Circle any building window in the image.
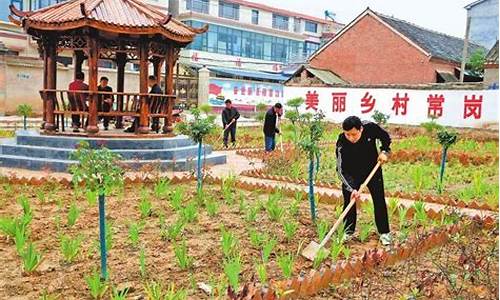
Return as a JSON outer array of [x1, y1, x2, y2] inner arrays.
[[272, 14, 289, 31], [293, 18, 301, 33], [251, 10, 259, 25], [183, 20, 303, 63], [305, 21, 317, 33], [304, 41, 320, 57], [219, 1, 239, 20], [186, 0, 209, 14]]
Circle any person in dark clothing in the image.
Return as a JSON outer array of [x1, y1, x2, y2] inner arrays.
[[263, 103, 283, 152], [97, 76, 113, 130], [221, 99, 240, 148], [68, 72, 89, 132], [125, 75, 163, 133], [335, 116, 392, 246], [149, 77, 163, 132]]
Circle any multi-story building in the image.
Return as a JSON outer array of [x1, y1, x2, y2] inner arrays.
[[168, 0, 342, 111]]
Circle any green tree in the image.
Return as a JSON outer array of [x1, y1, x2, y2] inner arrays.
[[70, 142, 124, 279], [16, 104, 33, 130], [255, 102, 268, 122], [467, 49, 486, 77], [286, 97, 325, 221], [176, 107, 216, 192]]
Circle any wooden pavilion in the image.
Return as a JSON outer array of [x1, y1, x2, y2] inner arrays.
[[9, 0, 207, 135]]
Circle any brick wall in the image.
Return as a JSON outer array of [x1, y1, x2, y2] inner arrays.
[[309, 14, 457, 84]]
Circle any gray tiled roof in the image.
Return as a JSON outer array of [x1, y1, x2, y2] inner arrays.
[[486, 40, 499, 64], [377, 13, 485, 63]]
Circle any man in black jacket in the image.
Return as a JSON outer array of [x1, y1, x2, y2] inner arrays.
[[97, 76, 113, 130], [125, 75, 163, 133], [336, 116, 392, 246], [263, 103, 283, 152], [221, 99, 240, 148]]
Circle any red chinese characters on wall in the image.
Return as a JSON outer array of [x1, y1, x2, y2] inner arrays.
[[427, 94, 445, 118], [305, 90, 320, 110], [360, 92, 376, 113], [332, 92, 346, 112], [463, 95, 483, 119], [392, 92, 409, 115]]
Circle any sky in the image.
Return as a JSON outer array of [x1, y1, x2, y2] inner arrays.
[[251, 0, 474, 38]]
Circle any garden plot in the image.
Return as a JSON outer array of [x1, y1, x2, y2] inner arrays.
[[241, 138, 499, 208], [0, 177, 470, 299]]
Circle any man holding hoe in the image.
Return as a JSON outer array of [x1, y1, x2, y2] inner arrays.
[[336, 116, 392, 246]]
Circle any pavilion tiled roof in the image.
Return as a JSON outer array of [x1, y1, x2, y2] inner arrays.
[[9, 0, 207, 43]]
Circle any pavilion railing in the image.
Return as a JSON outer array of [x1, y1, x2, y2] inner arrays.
[[39, 89, 176, 133]]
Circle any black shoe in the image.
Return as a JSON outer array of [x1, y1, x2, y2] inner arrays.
[[124, 127, 134, 133], [104, 127, 109, 131], [73, 128, 80, 133]]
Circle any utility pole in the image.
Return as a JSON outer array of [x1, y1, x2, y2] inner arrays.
[[460, 16, 471, 82]]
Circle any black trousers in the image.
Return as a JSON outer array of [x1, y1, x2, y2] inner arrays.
[[341, 170, 390, 235], [98, 101, 112, 129], [223, 125, 236, 146]]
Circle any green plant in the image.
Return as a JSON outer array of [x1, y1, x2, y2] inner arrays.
[[248, 228, 266, 248], [14, 223, 28, 255], [238, 193, 247, 213], [398, 205, 409, 230], [467, 48, 486, 76], [36, 189, 47, 205], [221, 226, 238, 258], [176, 108, 216, 191], [372, 110, 390, 125], [153, 178, 170, 200], [289, 192, 303, 216], [85, 269, 108, 299], [16, 103, 33, 130], [169, 187, 184, 211], [359, 223, 373, 243], [316, 219, 330, 241], [86, 189, 98, 206], [139, 190, 153, 218], [60, 234, 83, 263], [205, 196, 219, 217], [421, 118, 443, 133], [413, 201, 428, 226], [70, 142, 124, 280], [0, 216, 17, 238], [261, 237, 277, 263], [180, 202, 198, 223], [139, 246, 147, 278], [330, 240, 345, 262], [67, 201, 80, 227], [18, 195, 32, 221], [437, 130, 458, 193], [40, 290, 59, 300], [173, 239, 193, 270], [246, 205, 259, 222], [277, 252, 294, 279], [164, 283, 188, 300], [265, 192, 284, 222], [313, 248, 329, 269], [20, 242, 43, 272], [255, 263, 267, 283], [224, 255, 242, 292], [111, 285, 129, 300], [282, 219, 298, 243], [128, 222, 142, 248], [160, 220, 185, 241], [144, 281, 164, 300]]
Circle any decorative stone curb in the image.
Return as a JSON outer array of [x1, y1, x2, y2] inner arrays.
[[230, 217, 496, 300]]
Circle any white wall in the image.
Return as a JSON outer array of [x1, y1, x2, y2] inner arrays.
[[284, 86, 499, 128]]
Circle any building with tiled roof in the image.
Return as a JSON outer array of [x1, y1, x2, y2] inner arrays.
[[308, 8, 485, 84]]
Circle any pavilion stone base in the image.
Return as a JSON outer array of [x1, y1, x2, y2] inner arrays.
[[0, 130, 226, 173]]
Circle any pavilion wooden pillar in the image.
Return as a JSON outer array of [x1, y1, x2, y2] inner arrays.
[[85, 34, 99, 134], [163, 45, 177, 133], [115, 52, 127, 129], [40, 42, 48, 129], [73, 50, 85, 79], [137, 37, 150, 134], [44, 36, 57, 132]]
